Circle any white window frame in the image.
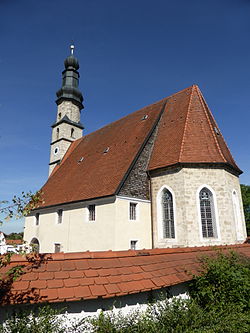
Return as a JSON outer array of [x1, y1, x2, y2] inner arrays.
[[157, 185, 177, 242], [196, 184, 220, 241], [232, 189, 245, 241], [129, 202, 138, 221]]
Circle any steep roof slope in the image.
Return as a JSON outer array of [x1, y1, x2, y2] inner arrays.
[[1, 244, 249, 305], [39, 85, 241, 208], [148, 85, 241, 172], [40, 100, 165, 207]]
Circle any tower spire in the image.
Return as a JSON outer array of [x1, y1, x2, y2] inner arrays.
[[49, 46, 84, 176], [56, 44, 84, 110]]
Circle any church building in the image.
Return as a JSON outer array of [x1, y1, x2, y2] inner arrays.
[[23, 47, 247, 253]]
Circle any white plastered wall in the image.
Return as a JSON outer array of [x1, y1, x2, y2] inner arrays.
[[23, 196, 152, 253], [150, 167, 247, 248]]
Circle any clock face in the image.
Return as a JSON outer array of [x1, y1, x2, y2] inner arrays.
[[54, 147, 59, 155]]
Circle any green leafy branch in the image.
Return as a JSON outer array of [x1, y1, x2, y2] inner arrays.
[[0, 191, 42, 225]]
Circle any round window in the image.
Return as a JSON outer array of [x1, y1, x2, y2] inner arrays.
[[54, 147, 59, 155]]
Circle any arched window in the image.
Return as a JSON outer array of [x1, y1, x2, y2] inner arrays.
[[56, 128, 59, 140], [58, 112, 61, 120], [30, 238, 40, 253], [199, 187, 217, 238], [232, 190, 244, 240], [71, 128, 75, 138], [161, 189, 175, 238]]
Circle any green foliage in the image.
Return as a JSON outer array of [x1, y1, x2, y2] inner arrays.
[[86, 251, 250, 333], [241, 184, 250, 235], [0, 191, 42, 225], [85, 299, 250, 333], [0, 306, 65, 333], [5, 232, 24, 240], [189, 251, 250, 311], [1, 251, 250, 332]]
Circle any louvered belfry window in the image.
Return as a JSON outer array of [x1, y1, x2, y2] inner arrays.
[[162, 189, 175, 238], [199, 187, 217, 238]]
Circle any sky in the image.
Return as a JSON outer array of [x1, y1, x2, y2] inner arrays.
[[0, 0, 250, 234]]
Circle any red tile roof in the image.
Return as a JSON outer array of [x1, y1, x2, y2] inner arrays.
[[40, 100, 165, 207], [6, 239, 23, 245], [39, 85, 241, 208], [148, 85, 241, 172], [0, 244, 249, 306]]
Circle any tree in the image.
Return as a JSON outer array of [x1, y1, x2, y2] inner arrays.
[[0, 192, 42, 309], [241, 184, 250, 236], [5, 232, 24, 240], [0, 191, 41, 225]]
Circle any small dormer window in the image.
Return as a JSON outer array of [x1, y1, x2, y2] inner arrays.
[[103, 147, 110, 154], [214, 127, 220, 135], [78, 156, 84, 163]]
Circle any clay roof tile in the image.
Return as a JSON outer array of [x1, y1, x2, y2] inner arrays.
[[1, 242, 249, 305]]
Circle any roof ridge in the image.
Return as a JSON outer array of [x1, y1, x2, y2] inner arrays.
[[166, 84, 195, 99], [179, 85, 195, 161], [81, 99, 167, 140], [48, 137, 83, 178], [116, 102, 167, 194], [7, 243, 250, 263], [195, 86, 226, 163], [196, 86, 240, 168], [81, 86, 194, 141]]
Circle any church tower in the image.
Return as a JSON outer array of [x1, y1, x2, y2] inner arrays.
[[49, 45, 84, 176]]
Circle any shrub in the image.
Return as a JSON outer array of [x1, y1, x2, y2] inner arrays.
[[1, 251, 250, 332]]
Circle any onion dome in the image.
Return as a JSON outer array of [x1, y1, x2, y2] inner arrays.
[[56, 45, 83, 110], [64, 55, 79, 70]]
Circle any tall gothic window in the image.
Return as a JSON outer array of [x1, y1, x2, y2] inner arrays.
[[232, 190, 244, 240], [199, 187, 217, 238], [161, 189, 175, 238]]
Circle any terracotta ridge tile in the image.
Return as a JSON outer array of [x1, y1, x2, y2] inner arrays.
[[49, 138, 83, 179], [159, 85, 193, 101], [195, 86, 226, 163], [115, 100, 166, 195], [197, 86, 240, 170], [3, 244, 250, 266], [179, 85, 195, 162], [77, 98, 166, 143]]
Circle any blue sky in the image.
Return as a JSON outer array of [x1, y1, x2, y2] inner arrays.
[[0, 0, 250, 233]]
